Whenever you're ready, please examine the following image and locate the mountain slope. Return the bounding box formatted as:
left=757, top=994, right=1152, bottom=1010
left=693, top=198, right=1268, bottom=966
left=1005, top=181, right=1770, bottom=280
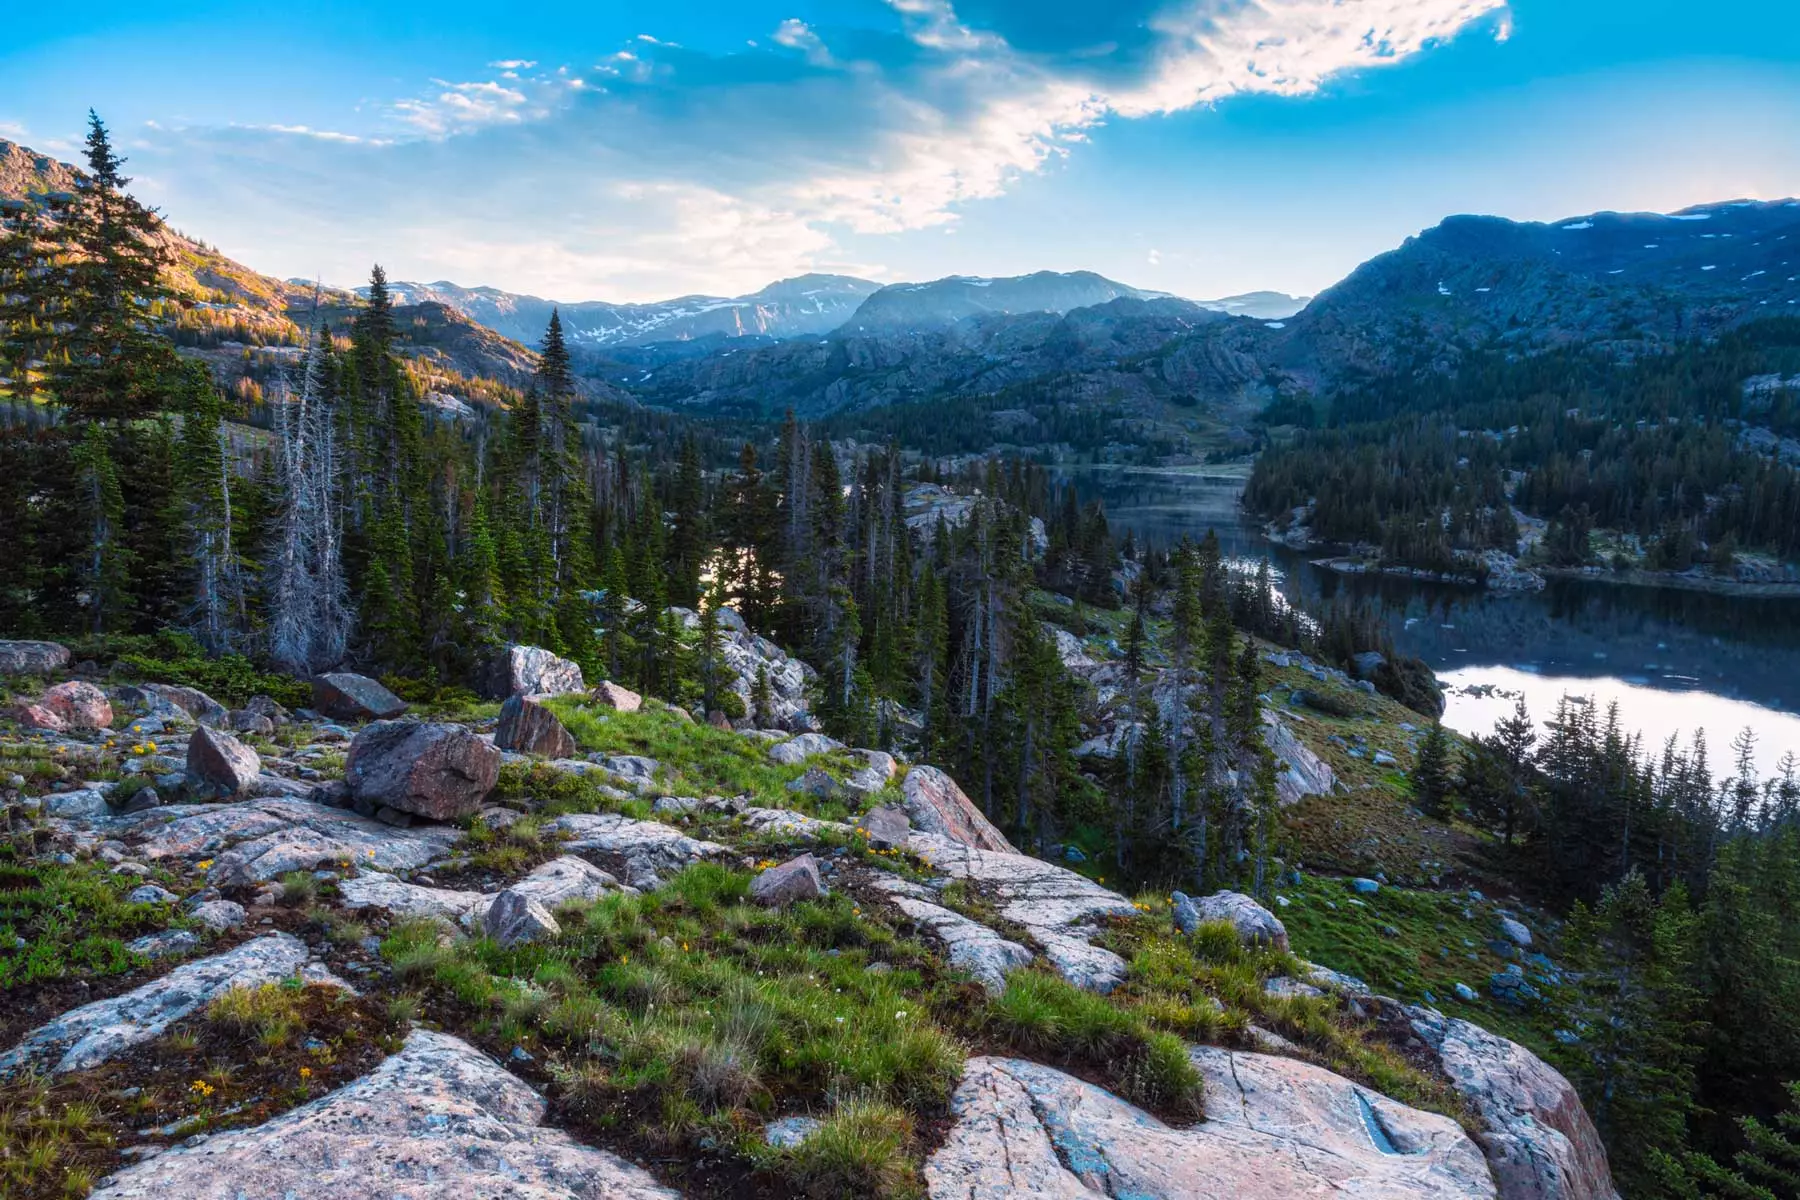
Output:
left=377, top=273, right=881, bottom=349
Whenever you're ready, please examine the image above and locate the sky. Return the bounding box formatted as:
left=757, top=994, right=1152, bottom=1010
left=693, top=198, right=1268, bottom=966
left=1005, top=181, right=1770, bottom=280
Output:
left=2, top=0, right=1797, bottom=304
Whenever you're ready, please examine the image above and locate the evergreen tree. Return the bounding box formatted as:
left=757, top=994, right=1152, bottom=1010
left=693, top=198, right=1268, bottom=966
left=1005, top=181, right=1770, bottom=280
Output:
left=1414, top=720, right=1457, bottom=819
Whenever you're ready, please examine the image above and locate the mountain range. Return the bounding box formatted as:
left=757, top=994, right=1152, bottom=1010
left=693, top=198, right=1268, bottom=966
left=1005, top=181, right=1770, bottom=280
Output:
left=4, top=135, right=1797, bottom=427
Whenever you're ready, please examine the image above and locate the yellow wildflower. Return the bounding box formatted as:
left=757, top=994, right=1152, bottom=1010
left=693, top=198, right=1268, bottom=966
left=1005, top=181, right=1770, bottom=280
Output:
left=196, top=859, right=213, bottom=870
left=299, top=1067, right=313, bottom=1079
left=189, top=1079, right=215, bottom=1098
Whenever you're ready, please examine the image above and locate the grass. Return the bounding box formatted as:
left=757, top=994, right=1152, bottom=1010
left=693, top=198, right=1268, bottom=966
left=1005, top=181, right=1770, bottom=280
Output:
left=388, top=861, right=963, bottom=1197
left=1276, top=873, right=1564, bottom=1050
left=542, top=699, right=868, bottom=820
left=1097, top=907, right=1471, bottom=1125
left=0, top=844, right=185, bottom=991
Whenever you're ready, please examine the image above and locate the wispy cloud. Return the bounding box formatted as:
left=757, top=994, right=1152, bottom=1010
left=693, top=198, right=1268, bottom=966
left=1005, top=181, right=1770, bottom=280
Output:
left=133, top=0, right=1510, bottom=299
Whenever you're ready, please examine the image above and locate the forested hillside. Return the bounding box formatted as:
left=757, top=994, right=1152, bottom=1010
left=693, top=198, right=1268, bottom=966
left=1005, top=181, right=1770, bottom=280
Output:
left=1245, top=321, right=1800, bottom=580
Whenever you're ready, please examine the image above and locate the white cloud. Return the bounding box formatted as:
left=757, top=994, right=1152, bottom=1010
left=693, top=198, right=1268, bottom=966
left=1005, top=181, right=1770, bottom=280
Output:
left=1147, top=248, right=1161, bottom=266
left=135, top=0, right=1510, bottom=299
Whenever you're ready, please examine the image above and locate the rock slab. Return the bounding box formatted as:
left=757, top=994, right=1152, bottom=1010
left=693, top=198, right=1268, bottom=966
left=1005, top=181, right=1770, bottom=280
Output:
left=0, top=934, right=315, bottom=1075
left=902, top=765, right=1016, bottom=853
left=592, top=680, right=643, bottom=712
left=344, top=720, right=500, bottom=821
left=924, top=1052, right=1495, bottom=1199
left=1410, top=1007, right=1620, bottom=1200
left=88, top=1029, right=680, bottom=1199
left=0, top=639, right=70, bottom=675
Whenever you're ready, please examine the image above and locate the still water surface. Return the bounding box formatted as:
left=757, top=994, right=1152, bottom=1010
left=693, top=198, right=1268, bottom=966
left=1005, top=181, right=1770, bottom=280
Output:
left=1058, top=464, right=1800, bottom=776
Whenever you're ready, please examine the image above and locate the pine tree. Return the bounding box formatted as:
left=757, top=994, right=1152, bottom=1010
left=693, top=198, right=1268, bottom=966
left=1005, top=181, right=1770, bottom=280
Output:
left=1414, top=720, right=1456, bottom=819
left=50, top=112, right=183, bottom=422
left=1653, top=1079, right=1800, bottom=1200
left=1562, top=872, right=1706, bottom=1193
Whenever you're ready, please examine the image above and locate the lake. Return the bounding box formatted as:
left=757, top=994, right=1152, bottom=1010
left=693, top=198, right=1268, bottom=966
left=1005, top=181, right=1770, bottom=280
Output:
left=1058, top=464, right=1800, bottom=777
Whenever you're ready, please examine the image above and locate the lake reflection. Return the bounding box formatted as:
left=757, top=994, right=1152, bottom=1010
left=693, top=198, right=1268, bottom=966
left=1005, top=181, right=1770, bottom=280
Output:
left=1057, top=464, right=1800, bottom=774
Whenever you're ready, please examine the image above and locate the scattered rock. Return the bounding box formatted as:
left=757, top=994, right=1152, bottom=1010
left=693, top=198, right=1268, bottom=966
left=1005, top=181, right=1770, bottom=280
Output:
left=767, top=732, right=846, bottom=765
left=186, top=726, right=263, bottom=799
left=125, top=929, right=201, bottom=959
left=901, top=766, right=1015, bottom=853
left=483, top=889, right=561, bottom=946
left=141, top=684, right=229, bottom=728
left=493, top=693, right=577, bottom=758
left=1351, top=877, right=1382, bottom=895
left=1261, top=710, right=1341, bottom=806
left=0, top=640, right=70, bottom=675
left=844, top=749, right=899, bottom=797
left=188, top=900, right=248, bottom=931
left=0, top=934, right=317, bottom=1074
left=42, top=788, right=111, bottom=819
left=42, top=680, right=112, bottom=730
left=87, top=1030, right=680, bottom=1200
left=856, top=805, right=911, bottom=849
left=111, top=797, right=462, bottom=886
left=749, top=854, right=828, bottom=907
left=925, top=1053, right=1495, bottom=1199
left=785, top=766, right=843, bottom=801
left=229, top=710, right=276, bottom=737
left=592, top=680, right=643, bottom=712
left=482, top=644, right=586, bottom=699
left=311, top=673, right=408, bottom=722
left=10, top=701, right=67, bottom=731
left=1171, top=889, right=1290, bottom=952
left=344, top=721, right=500, bottom=821
left=126, top=884, right=178, bottom=905
left=243, top=695, right=290, bottom=726
left=1499, top=917, right=1533, bottom=948
left=764, top=1116, right=823, bottom=1148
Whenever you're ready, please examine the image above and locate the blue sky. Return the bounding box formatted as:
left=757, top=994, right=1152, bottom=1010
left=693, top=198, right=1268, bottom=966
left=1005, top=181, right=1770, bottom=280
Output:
left=2, top=0, right=1797, bottom=303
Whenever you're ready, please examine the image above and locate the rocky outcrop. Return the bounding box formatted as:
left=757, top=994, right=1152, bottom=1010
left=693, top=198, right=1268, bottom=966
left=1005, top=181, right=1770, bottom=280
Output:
left=871, top=876, right=1032, bottom=994
left=185, top=725, right=262, bottom=799
left=0, top=639, right=69, bottom=675
left=1172, top=889, right=1290, bottom=952
left=88, top=1030, right=681, bottom=1199
left=493, top=693, right=577, bottom=758
left=909, top=831, right=1136, bottom=992
left=902, top=766, right=1016, bottom=854
left=1409, top=1007, right=1620, bottom=1200
left=544, top=812, right=728, bottom=890
left=343, top=721, right=500, bottom=821
left=845, top=749, right=899, bottom=796
left=925, top=1052, right=1494, bottom=1199
left=1260, top=710, right=1340, bottom=806
left=41, top=680, right=112, bottom=730
left=312, top=672, right=408, bottom=721
left=483, top=644, right=586, bottom=699
left=0, top=935, right=318, bottom=1075
left=713, top=616, right=815, bottom=730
